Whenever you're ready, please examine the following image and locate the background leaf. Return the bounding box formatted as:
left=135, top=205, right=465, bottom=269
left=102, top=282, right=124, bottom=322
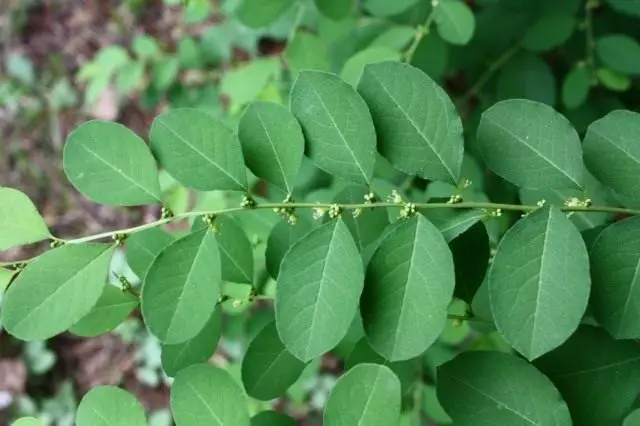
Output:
left=332, top=185, right=389, bottom=251
left=1, top=244, right=113, bottom=341
left=241, top=321, right=307, bottom=400
left=142, top=228, right=221, bottom=344
left=583, top=109, right=640, bottom=199
left=324, top=364, right=401, bottom=426
left=250, top=411, right=297, bottom=426
left=437, top=351, right=571, bottom=425
left=0, top=188, right=50, bottom=251
left=290, top=70, right=377, bottom=185
left=76, top=386, right=146, bottom=426
left=63, top=120, right=162, bottom=206
left=477, top=99, right=583, bottom=189
left=285, top=32, right=331, bottom=75
left=358, top=61, right=463, bottom=184
left=265, top=216, right=313, bottom=279
left=315, top=0, right=355, bottom=20
left=522, top=14, right=576, bottom=52
left=69, top=284, right=138, bottom=337
left=562, top=66, right=591, bottom=109
left=536, top=325, right=640, bottom=426
left=238, top=101, right=304, bottom=194
left=171, top=364, right=250, bottom=426
left=235, top=0, right=295, bottom=29
left=361, top=214, right=455, bottom=361
left=150, top=108, right=248, bottom=192
left=276, top=219, right=364, bottom=362
left=589, top=216, right=640, bottom=338
left=489, top=206, right=590, bottom=360
left=340, top=47, right=401, bottom=87
left=125, top=228, right=175, bottom=280
left=214, top=216, right=254, bottom=284
left=596, top=35, right=640, bottom=75
left=161, top=307, right=222, bottom=377
left=435, top=0, right=476, bottom=46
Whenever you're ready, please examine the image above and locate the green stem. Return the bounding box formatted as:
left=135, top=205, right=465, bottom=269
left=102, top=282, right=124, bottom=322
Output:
left=404, top=1, right=439, bottom=63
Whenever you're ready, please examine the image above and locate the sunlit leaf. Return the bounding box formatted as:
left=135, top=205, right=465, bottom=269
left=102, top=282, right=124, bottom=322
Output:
left=0, top=188, right=50, bottom=251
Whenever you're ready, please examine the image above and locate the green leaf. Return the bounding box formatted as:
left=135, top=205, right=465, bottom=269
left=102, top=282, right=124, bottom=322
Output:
left=363, top=0, right=419, bottom=16
left=605, top=0, right=640, bottom=17
left=411, top=34, right=449, bottom=80
left=213, top=216, right=254, bottom=284
left=221, top=59, right=280, bottom=110
left=477, top=99, right=583, bottom=189
left=536, top=325, right=640, bottom=426
left=241, top=321, right=307, bottom=400
left=285, top=32, right=331, bottom=75
left=76, top=386, right=146, bottom=426
left=150, top=108, right=248, bottom=192
left=340, top=47, right=401, bottom=86
left=0, top=268, right=15, bottom=294
left=63, top=120, right=162, bottom=206
left=11, top=418, right=43, bottom=426
left=251, top=411, right=296, bottom=426
left=369, top=26, right=416, bottom=51
left=69, top=284, right=138, bottom=337
left=265, top=216, right=313, bottom=279
left=332, top=185, right=389, bottom=251
left=437, top=351, right=571, bottom=425
left=116, top=61, right=145, bottom=94
left=324, top=364, right=401, bottom=425
left=290, top=70, right=377, bottom=185
left=497, top=52, right=556, bottom=105
left=596, top=34, right=640, bottom=75
left=171, top=364, right=250, bottom=426
left=489, top=206, right=590, bottom=360
left=583, top=110, right=640, bottom=199
left=421, top=206, right=485, bottom=242
left=522, top=14, right=576, bottom=52
left=597, top=67, right=632, bottom=91
left=125, top=228, right=175, bottom=280
left=152, top=57, right=179, bottom=90
left=1, top=244, right=113, bottom=341
left=276, top=219, right=364, bottom=362
left=236, top=0, right=295, bottom=29
left=238, top=101, right=304, bottom=194
left=589, top=217, right=640, bottom=338
left=625, top=410, right=640, bottom=426
left=142, top=228, right=221, bottom=344
left=358, top=61, right=463, bottom=184
left=0, top=187, right=50, bottom=251
left=133, top=34, right=161, bottom=59
left=361, top=214, right=455, bottom=361
left=346, top=338, right=418, bottom=395
left=161, top=307, right=222, bottom=377
left=451, top=222, right=490, bottom=303
left=314, top=0, right=355, bottom=20
left=435, top=0, right=476, bottom=46
left=562, top=66, right=591, bottom=109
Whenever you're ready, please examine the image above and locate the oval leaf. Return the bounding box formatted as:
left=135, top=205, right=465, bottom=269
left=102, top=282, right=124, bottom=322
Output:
left=315, top=0, right=354, bottom=20
left=437, top=351, right=571, bottom=425
left=125, top=228, right=175, bottom=280
left=69, top=284, right=138, bottom=337
left=332, top=185, right=389, bottom=251
left=0, top=187, right=50, bottom=251
left=596, top=34, right=640, bottom=75
left=583, top=110, right=640, bottom=199
left=241, top=321, right=307, bottom=400
left=161, top=307, right=222, bottom=377
left=276, top=219, right=364, bottom=362
left=171, top=364, right=250, bottom=426
left=215, top=216, right=254, bottom=284
left=63, top=120, right=162, bottom=206
left=150, top=108, right=248, bottom=192
left=536, top=325, right=640, bottom=426
left=589, top=216, right=640, bottom=338
left=489, top=205, right=590, bottom=360
left=358, top=61, right=463, bottom=184
left=76, top=386, right=146, bottom=426
left=478, top=99, right=583, bottom=189
left=324, top=364, right=401, bottom=426
left=251, top=411, right=297, bottom=426
left=361, top=214, right=455, bottom=361
left=290, top=70, right=377, bottom=185
left=266, top=216, right=313, bottom=279
left=435, top=0, right=476, bottom=45
left=236, top=0, right=295, bottom=29
left=1, top=244, right=113, bottom=341
left=562, top=66, right=590, bottom=109
left=142, top=228, right=221, bottom=344
left=12, top=418, right=43, bottom=426
left=238, top=102, right=304, bottom=194
left=522, top=14, right=576, bottom=52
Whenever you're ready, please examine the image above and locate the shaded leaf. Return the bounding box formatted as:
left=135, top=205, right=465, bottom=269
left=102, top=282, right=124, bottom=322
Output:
left=285, top=32, right=331, bottom=75
left=605, top=0, right=640, bottom=17
left=142, top=228, right=221, bottom=344
left=477, top=99, right=583, bottom=189
left=76, top=386, right=146, bottom=426
left=421, top=206, right=485, bottom=242
left=596, top=34, right=640, bottom=75
left=266, top=216, right=313, bottom=279
left=489, top=206, right=590, bottom=360
left=358, top=61, right=463, bottom=184
left=451, top=222, right=490, bottom=303
left=522, top=14, right=576, bottom=52
left=562, top=66, right=590, bottom=109
left=238, top=101, right=304, bottom=194
left=435, top=0, right=476, bottom=45
left=341, top=47, right=401, bottom=86
left=361, top=214, right=455, bottom=361
left=0, top=188, right=50, bottom=251
left=251, top=411, right=297, bottom=426
left=276, top=220, right=364, bottom=362
left=363, top=0, right=420, bottom=16
left=125, top=228, right=175, bottom=280
left=411, top=33, right=449, bottom=80
left=1, top=244, right=113, bottom=341
left=497, top=52, right=556, bottom=106
left=315, top=0, right=355, bottom=20
left=69, top=284, right=138, bottom=337
left=150, top=108, right=248, bottom=191
left=437, top=351, right=571, bottom=425
left=63, top=120, right=162, bottom=205
left=290, top=70, right=377, bottom=185
left=236, top=0, right=295, bottom=29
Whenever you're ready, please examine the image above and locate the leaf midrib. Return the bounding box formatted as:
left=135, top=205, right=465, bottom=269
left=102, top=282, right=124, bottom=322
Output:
left=355, top=368, right=383, bottom=426
left=255, top=109, right=291, bottom=193
left=528, top=210, right=553, bottom=356
left=185, top=380, right=224, bottom=425
left=555, top=354, right=640, bottom=378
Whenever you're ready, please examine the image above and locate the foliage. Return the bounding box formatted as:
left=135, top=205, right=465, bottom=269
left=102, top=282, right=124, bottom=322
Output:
left=3, top=0, right=640, bottom=424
